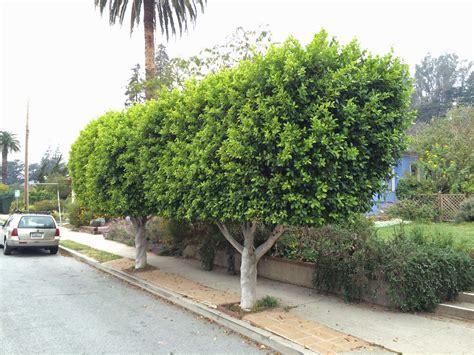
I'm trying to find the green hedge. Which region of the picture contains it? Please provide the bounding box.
[274,218,474,312]
[311,224,474,311]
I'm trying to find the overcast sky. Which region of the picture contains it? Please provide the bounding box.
[1,0,473,164]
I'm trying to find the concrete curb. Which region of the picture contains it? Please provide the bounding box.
[59,245,316,355]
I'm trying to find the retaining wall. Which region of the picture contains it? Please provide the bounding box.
[182,244,391,307]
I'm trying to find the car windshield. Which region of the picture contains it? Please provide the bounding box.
[18,216,55,229]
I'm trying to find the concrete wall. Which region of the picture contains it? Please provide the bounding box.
[182,244,392,307]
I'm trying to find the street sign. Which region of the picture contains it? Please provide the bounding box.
[14,190,20,198]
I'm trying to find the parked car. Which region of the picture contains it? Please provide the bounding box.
[0,213,60,255]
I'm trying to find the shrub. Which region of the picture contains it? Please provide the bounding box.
[30,199,58,212]
[105,219,135,246]
[251,296,279,313]
[309,219,473,311]
[395,176,435,199]
[272,214,375,264]
[145,216,162,244]
[29,189,55,204]
[67,202,94,227]
[386,199,438,221]
[312,225,382,302]
[456,197,474,222]
[383,239,474,311]
[199,234,218,270]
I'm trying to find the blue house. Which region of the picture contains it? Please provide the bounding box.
[371,153,418,214]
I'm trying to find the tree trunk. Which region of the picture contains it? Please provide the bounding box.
[240,242,258,310]
[143,0,156,100]
[131,216,148,269]
[216,221,286,310]
[1,150,7,184]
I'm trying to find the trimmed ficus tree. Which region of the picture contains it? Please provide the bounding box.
[69,104,157,269]
[143,31,414,309]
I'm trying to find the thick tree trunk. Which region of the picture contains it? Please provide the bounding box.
[240,243,258,310]
[2,150,7,184]
[131,216,148,269]
[216,221,286,310]
[143,0,156,100]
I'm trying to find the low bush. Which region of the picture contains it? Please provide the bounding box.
[456,197,474,222]
[30,199,58,212]
[383,239,473,311]
[395,176,435,199]
[67,202,94,227]
[251,296,279,313]
[29,189,55,204]
[386,199,438,222]
[105,219,135,246]
[309,221,474,311]
[199,234,218,270]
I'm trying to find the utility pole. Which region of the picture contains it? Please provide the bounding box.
[24,101,30,211]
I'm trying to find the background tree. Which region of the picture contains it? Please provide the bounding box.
[412,53,473,122]
[125,44,174,105]
[5,160,24,185]
[124,26,273,101]
[143,31,414,309]
[70,105,157,269]
[95,0,206,99]
[412,106,474,193]
[125,64,145,106]
[33,148,67,183]
[0,131,21,185]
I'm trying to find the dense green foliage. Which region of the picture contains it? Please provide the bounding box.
[69,105,155,219]
[456,197,474,222]
[142,31,414,227]
[411,107,474,193]
[67,202,94,227]
[386,199,439,222]
[307,221,473,311]
[383,237,473,311]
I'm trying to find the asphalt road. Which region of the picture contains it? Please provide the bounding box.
[0,248,261,354]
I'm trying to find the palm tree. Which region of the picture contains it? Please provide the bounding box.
[0,131,21,185]
[95,0,206,99]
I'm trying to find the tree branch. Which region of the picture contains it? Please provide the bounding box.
[216,222,243,254]
[255,224,285,260]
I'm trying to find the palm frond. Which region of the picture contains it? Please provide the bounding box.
[96,0,206,38]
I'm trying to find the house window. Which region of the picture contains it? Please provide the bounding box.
[410,162,418,176]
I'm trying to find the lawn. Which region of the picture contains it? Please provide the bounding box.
[376,222,474,253]
[60,240,122,263]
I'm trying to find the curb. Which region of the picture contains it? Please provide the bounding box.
[59,245,315,355]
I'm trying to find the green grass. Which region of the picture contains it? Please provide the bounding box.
[60,240,122,263]
[376,222,474,253]
[251,296,279,313]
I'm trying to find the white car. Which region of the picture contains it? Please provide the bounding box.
[1,213,60,255]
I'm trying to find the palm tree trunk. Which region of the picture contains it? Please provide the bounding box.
[143,0,156,100]
[2,148,7,184]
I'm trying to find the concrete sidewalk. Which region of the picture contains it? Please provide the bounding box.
[61,228,474,354]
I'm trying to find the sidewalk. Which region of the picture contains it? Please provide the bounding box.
[61,228,474,354]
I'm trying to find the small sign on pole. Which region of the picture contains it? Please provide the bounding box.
[14,189,20,211]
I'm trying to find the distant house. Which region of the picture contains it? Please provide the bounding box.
[371,153,418,213]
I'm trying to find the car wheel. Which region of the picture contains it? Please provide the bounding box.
[49,247,59,255]
[4,239,12,255]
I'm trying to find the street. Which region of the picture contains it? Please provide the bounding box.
[0,248,261,354]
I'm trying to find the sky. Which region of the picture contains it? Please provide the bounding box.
[1,0,473,164]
